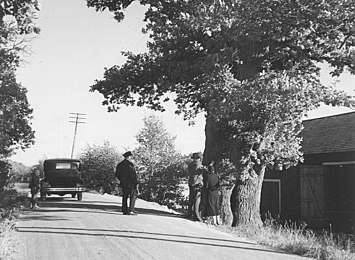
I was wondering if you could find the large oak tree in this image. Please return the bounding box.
[87,0,355,226]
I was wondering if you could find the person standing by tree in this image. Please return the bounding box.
[115,151,138,215]
[187,153,204,221]
[29,167,40,209]
[203,164,220,225]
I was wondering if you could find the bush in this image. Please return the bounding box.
[0,189,29,260]
[0,190,28,220]
[0,219,17,260]
[0,160,13,192]
[79,142,121,195]
[138,161,187,208]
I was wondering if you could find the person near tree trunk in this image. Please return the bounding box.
[203,164,220,225]
[29,167,40,209]
[187,152,205,221]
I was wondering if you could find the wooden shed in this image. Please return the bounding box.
[261,112,355,233]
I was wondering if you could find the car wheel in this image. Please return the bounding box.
[77,192,82,201]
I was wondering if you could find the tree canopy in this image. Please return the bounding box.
[87,0,355,226]
[88,0,355,167]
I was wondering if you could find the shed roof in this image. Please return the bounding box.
[301,111,355,154]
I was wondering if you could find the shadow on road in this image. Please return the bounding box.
[18,214,70,222]
[16,226,287,255]
[22,197,182,219]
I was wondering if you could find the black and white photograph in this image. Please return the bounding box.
[1,1,354,259]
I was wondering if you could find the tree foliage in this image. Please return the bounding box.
[9,160,30,182]
[87,0,355,169]
[133,114,186,207]
[0,0,40,158]
[0,76,34,158]
[88,0,354,115]
[0,0,39,190]
[0,159,11,191]
[79,141,121,194]
[0,0,40,75]
[87,0,355,225]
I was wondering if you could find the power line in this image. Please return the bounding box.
[69,112,86,159]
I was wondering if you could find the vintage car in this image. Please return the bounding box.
[40,158,85,200]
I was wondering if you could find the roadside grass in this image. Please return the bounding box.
[0,219,17,260]
[0,187,29,260]
[215,218,355,260]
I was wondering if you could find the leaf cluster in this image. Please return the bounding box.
[0,0,40,34]
[79,141,121,194]
[0,74,34,158]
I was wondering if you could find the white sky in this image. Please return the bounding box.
[10,0,355,166]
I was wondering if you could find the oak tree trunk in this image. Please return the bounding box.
[230,167,265,227]
[203,112,238,224]
[219,185,233,225]
[203,110,267,227]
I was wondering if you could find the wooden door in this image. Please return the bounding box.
[261,180,281,220]
[300,165,324,219]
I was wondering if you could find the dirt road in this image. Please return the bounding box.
[15,193,309,260]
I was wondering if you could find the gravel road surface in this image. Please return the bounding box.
[15,192,309,260]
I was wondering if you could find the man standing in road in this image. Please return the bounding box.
[115,151,138,215]
[29,167,41,209]
[187,153,204,221]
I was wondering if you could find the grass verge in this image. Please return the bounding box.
[0,189,29,260]
[215,218,355,260]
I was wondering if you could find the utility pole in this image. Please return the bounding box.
[69,112,86,159]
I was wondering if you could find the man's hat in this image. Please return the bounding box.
[123,151,132,158]
[191,153,201,159]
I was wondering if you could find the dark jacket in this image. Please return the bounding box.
[203,172,219,192]
[29,175,40,193]
[115,159,138,188]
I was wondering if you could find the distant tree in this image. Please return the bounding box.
[9,160,30,182]
[0,0,40,190]
[134,114,185,207]
[79,141,121,194]
[87,0,355,227]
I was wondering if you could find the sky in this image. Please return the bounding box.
[10,0,355,166]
